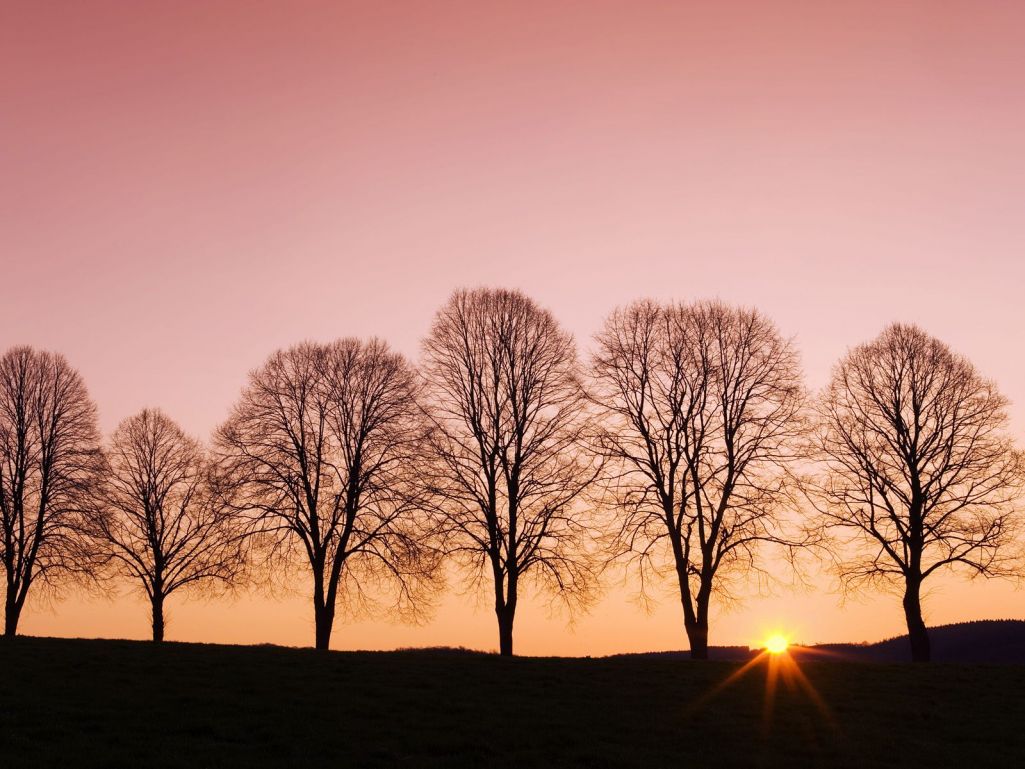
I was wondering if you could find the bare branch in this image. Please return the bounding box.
[807,323,1025,661]
[0,346,103,636]
[89,409,246,641]
[213,339,440,650]
[421,288,600,655]
[589,300,810,658]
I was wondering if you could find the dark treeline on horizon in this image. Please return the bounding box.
[1,288,1022,662]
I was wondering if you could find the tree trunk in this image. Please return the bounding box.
[685,618,709,660]
[903,576,931,662]
[151,593,165,643]
[4,591,20,638]
[311,560,337,652]
[496,605,515,657]
[685,581,712,660]
[314,602,334,651]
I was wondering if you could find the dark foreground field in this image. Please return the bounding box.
[1,637,1023,768]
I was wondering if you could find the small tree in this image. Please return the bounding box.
[422,288,598,656]
[0,346,101,636]
[591,300,807,659]
[215,339,437,650]
[812,323,1024,662]
[93,409,244,642]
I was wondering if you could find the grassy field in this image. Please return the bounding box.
[1,637,1023,768]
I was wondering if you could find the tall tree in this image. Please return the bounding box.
[215,339,436,650]
[812,323,1023,662]
[422,288,598,656]
[92,409,244,642]
[0,346,101,636]
[591,300,807,659]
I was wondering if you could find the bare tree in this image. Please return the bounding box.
[92,409,244,642]
[590,300,807,659]
[0,346,101,636]
[811,323,1023,662]
[422,288,598,656]
[215,339,437,650]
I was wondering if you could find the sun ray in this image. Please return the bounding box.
[687,632,839,739]
[683,651,769,715]
[781,655,836,727]
[760,652,782,736]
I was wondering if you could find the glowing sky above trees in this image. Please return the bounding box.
[3,0,1024,654]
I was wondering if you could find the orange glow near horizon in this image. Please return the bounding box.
[4,1,1025,654]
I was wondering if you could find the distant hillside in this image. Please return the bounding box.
[608,620,1025,663]
[804,620,1025,664]
[606,646,756,661]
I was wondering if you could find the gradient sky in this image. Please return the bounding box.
[3,1,1024,654]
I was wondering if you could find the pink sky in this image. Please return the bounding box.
[3,1,1024,653]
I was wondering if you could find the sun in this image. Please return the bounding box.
[764,634,789,655]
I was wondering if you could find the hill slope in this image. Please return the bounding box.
[2,635,1024,768]
[808,620,1025,663]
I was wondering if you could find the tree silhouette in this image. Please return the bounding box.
[0,346,101,636]
[591,300,807,659]
[811,323,1024,662]
[91,409,244,642]
[215,339,437,650]
[422,288,598,656]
